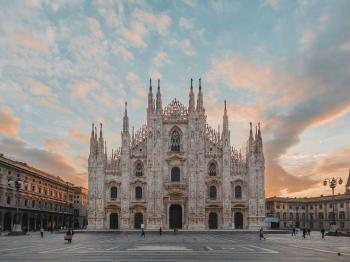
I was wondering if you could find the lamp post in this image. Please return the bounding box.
[8,176,28,234]
[323,177,343,231]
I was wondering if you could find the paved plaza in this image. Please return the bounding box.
[0,231,349,261]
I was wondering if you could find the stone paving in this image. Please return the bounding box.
[0,231,349,261]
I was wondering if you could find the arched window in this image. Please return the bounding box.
[319,212,324,220]
[235,186,242,199]
[283,212,286,220]
[110,186,117,200]
[339,211,345,220]
[171,167,180,182]
[209,186,217,200]
[289,213,293,220]
[135,186,142,200]
[208,162,217,176]
[170,129,181,152]
[135,162,143,177]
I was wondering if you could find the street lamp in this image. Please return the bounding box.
[8,176,28,234]
[323,177,343,231]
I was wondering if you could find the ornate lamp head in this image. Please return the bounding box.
[339,178,343,185]
[323,180,327,186]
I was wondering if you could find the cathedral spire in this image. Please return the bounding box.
[345,169,350,194]
[223,100,228,135]
[188,78,195,113]
[156,79,162,114]
[99,122,103,139]
[147,78,154,114]
[249,122,253,139]
[196,78,204,112]
[258,122,262,139]
[89,123,96,159]
[123,102,129,133]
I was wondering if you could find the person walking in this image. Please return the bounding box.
[307,228,311,236]
[65,229,72,243]
[259,227,266,240]
[159,227,162,236]
[140,223,145,238]
[292,227,296,236]
[302,228,306,239]
[321,228,325,239]
[40,228,44,238]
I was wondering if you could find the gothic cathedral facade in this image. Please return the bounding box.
[88,79,265,230]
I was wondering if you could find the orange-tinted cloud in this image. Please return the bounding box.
[44,138,69,152]
[68,128,90,144]
[10,32,49,53]
[0,106,20,137]
[0,137,86,187]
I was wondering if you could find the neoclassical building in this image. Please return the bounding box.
[88,79,265,230]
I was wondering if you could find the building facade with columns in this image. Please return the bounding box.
[0,154,75,231]
[73,186,88,229]
[266,173,350,231]
[88,79,265,230]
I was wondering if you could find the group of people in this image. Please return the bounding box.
[292,227,326,239]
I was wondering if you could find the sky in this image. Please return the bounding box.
[0,0,349,197]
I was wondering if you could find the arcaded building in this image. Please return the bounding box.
[0,154,75,231]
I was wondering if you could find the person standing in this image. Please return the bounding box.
[259,227,266,240]
[307,228,311,236]
[140,224,145,238]
[302,228,306,239]
[40,228,44,238]
[292,227,296,236]
[321,228,325,239]
[159,227,162,236]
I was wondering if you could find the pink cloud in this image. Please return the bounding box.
[44,138,68,152]
[68,128,90,145]
[207,57,279,93]
[10,32,49,53]
[0,106,20,137]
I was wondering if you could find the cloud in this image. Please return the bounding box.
[126,72,147,97]
[122,9,171,48]
[300,31,316,50]
[261,0,280,10]
[152,51,171,68]
[113,44,134,62]
[9,31,49,53]
[88,17,105,39]
[168,38,196,56]
[44,138,68,152]
[207,57,280,93]
[313,146,350,175]
[179,17,194,29]
[72,81,98,99]
[0,137,86,186]
[25,77,52,96]
[68,128,90,144]
[0,106,20,137]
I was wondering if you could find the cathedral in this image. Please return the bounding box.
[88,79,265,230]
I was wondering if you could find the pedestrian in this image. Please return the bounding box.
[140,228,145,238]
[307,228,311,236]
[259,227,266,240]
[159,227,162,236]
[65,229,72,243]
[40,228,44,238]
[174,226,176,235]
[292,227,296,236]
[302,228,306,239]
[321,228,325,239]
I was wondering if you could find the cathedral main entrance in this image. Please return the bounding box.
[134,213,143,229]
[208,212,218,229]
[169,205,182,229]
[234,212,243,229]
[110,213,118,229]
